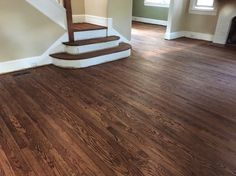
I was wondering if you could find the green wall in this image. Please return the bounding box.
[133,0,169,21]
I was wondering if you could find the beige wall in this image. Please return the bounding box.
[217,0,236,11]
[85,0,108,17]
[183,0,218,34]
[0,0,64,62]
[217,0,236,20]
[108,0,133,40]
[71,0,108,17]
[184,14,218,34]
[72,0,85,15]
[167,0,220,35]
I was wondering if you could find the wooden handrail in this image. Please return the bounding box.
[63,0,74,42]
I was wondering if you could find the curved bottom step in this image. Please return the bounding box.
[52,49,131,68]
[50,43,131,68]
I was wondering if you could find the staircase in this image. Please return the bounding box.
[50,0,131,68]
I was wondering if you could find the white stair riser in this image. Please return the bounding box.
[74,30,107,40]
[52,49,131,68]
[65,40,120,54]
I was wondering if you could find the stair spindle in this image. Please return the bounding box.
[63,0,74,42]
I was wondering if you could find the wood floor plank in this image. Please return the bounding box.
[0,78,96,176]
[0,147,16,176]
[13,73,145,176]
[10,76,114,176]
[30,67,178,176]
[0,115,35,176]
[27,65,235,176]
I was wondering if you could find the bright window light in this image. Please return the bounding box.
[144,0,170,7]
[189,0,217,15]
[196,0,214,7]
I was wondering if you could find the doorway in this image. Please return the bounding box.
[131,0,170,37]
[227,16,236,46]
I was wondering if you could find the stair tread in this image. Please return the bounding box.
[50,43,131,60]
[72,23,107,32]
[63,36,120,46]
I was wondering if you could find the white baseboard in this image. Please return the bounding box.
[165,31,185,40]
[165,31,214,41]
[213,35,227,44]
[185,32,213,41]
[132,16,167,26]
[85,15,111,27]
[73,15,85,23]
[0,33,67,74]
[73,15,111,27]
[0,56,49,75]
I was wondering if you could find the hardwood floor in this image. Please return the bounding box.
[0,22,236,176]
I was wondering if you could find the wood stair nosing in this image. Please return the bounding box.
[50,43,131,61]
[72,23,107,32]
[63,36,120,46]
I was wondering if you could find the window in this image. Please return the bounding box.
[196,0,214,7]
[144,0,170,8]
[189,0,217,15]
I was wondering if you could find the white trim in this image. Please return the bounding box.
[213,35,227,45]
[26,0,66,28]
[144,0,170,8]
[74,30,107,40]
[165,31,213,41]
[72,15,111,27]
[43,32,68,56]
[52,49,131,68]
[65,40,119,55]
[85,15,111,27]
[0,33,67,74]
[144,3,169,8]
[65,40,120,54]
[132,16,167,26]
[184,31,213,41]
[0,56,49,75]
[189,0,217,16]
[164,31,185,40]
[73,15,85,23]
[110,28,131,44]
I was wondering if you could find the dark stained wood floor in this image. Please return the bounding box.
[0,22,236,176]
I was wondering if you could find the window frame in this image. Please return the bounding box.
[144,0,170,8]
[189,0,217,15]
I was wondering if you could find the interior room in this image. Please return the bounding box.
[0,0,235,175]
